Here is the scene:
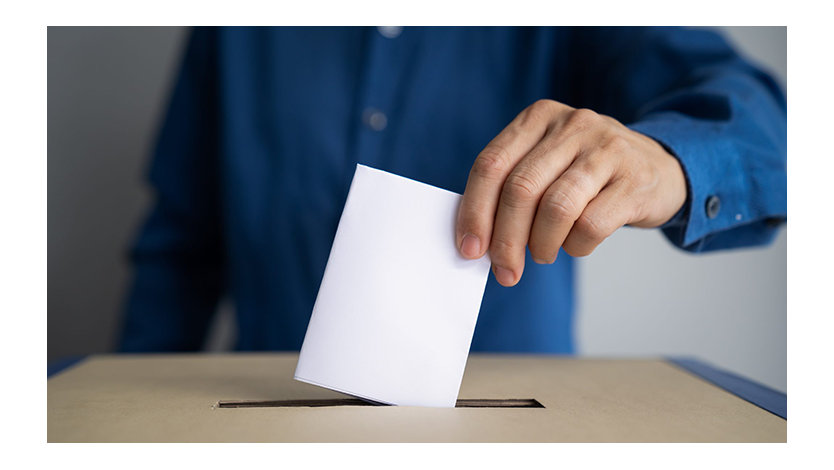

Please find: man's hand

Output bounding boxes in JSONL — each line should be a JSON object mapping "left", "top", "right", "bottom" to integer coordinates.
{"left": 456, "top": 99, "right": 687, "bottom": 287}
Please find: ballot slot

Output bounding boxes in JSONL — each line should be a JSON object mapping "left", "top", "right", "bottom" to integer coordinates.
{"left": 217, "top": 398, "right": 544, "bottom": 408}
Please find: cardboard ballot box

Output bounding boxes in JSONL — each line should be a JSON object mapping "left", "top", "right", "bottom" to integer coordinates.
{"left": 47, "top": 353, "right": 786, "bottom": 442}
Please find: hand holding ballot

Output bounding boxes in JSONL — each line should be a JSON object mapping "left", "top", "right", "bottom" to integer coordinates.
{"left": 456, "top": 99, "right": 688, "bottom": 287}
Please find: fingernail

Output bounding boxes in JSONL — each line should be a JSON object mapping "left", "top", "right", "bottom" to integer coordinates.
{"left": 532, "top": 257, "right": 549, "bottom": 264}
{"left": 460, "top": 233, "right": 481, "bottom": 258}
{"left": 493, "top": 265, "right": 516, "bottom": 286}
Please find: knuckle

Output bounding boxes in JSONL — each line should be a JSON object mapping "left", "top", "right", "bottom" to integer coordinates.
{"left": 574, "top": 153, "right": 604, "bottom": 175}
{"left": 541, "top": 190, "right": 580, "bottom": 222}
{"left": 602, "top": 134, "right": 631, "bottom": 154}
{"left": 502, "top": 171, "right": 540, "bottom": 207}
{"left": 566, "top": 108, "right": 600, "bottom": 130}
{"left": 562, "top": 167, "right": 596, "bottom": 193}
{"left": 472, "top": 146, "right": 510, "bottom": 180}
{"left": 521, "top": 99, "right": 558, "bottom": 125}
{"left": 531, "top": 98, "right": 557, "bottom": 112}
{"left": 575, "top": 212, "right": 608, "bottom": 242}
{"left": 540, "top": 170, "right": 592, "bottom": 221}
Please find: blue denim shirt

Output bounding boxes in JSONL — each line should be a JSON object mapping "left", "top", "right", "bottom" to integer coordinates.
{"left": 120, "top": 27, "right": 786, "bottom": 354}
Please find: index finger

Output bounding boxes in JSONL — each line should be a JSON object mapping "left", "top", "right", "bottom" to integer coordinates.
{"left": 456, "top": 101, "right": 558, "bottom": 259}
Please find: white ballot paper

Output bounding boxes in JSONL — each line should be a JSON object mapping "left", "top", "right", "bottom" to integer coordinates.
{"left": 294, "top": 164, "right": 491, "bottom": 407}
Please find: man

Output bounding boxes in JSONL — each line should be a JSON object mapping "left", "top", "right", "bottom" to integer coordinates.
{"left": 120, "top": 27, "right": 786, "bottom": 354}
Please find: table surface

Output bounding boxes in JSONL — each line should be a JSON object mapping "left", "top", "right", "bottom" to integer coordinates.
{"left": 47, "top": 353, "right": 786, "bottom": 442}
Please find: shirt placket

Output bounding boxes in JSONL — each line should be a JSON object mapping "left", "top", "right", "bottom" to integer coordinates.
{"left": 351, "top": 26, "right": 406, "bottom": 170}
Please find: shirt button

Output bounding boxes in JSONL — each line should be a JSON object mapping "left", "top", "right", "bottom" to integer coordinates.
{"left": 363, "top": 108, "right": 388, "bottom": 131}
{"left": 377, "top": 26, "right": 403, "bottom": 39}
{"left": 705, "top": 195, "right": 721, "bottom": 219}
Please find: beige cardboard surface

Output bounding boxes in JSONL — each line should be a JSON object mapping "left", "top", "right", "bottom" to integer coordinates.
{"left": 47, "top": 353, "right": 786, "bottom": 442}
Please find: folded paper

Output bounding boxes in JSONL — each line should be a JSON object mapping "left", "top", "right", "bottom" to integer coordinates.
{"left": 294, "top": 164, "right": 491, "bottom": 407}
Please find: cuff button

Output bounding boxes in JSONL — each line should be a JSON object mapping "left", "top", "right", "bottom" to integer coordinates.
{"left": 705, "top": 195, "right": 721, "bottom": 219}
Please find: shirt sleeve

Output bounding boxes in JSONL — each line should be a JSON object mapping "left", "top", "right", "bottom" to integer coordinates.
{"left": 118, "top": 27, "right": 226, "bottom": 352}
{"left": 568, "top": 27, "right": 786, "bottom": 252}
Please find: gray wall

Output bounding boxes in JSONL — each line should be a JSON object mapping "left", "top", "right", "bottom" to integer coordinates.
{"left": 577, "top": 27, "right": 787, "bottom": 392}
{"left": 48, "top": 27, "right": 187, "bottom": 358}
{"left": 48, "top": 27, "right": 787, "bottom": 392}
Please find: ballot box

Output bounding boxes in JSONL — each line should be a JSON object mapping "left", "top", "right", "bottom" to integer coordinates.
{"left": 47, "top": 353, "right": 786, "bottom": 442}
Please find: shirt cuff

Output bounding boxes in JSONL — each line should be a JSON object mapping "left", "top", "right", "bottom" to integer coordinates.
{"left": 628, "top": 112, "right": 760, "bottom": 250}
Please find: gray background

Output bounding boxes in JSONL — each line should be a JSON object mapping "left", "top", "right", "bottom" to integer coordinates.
{"left": 47, "top": 27, "right": 787, "bottom": 392}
